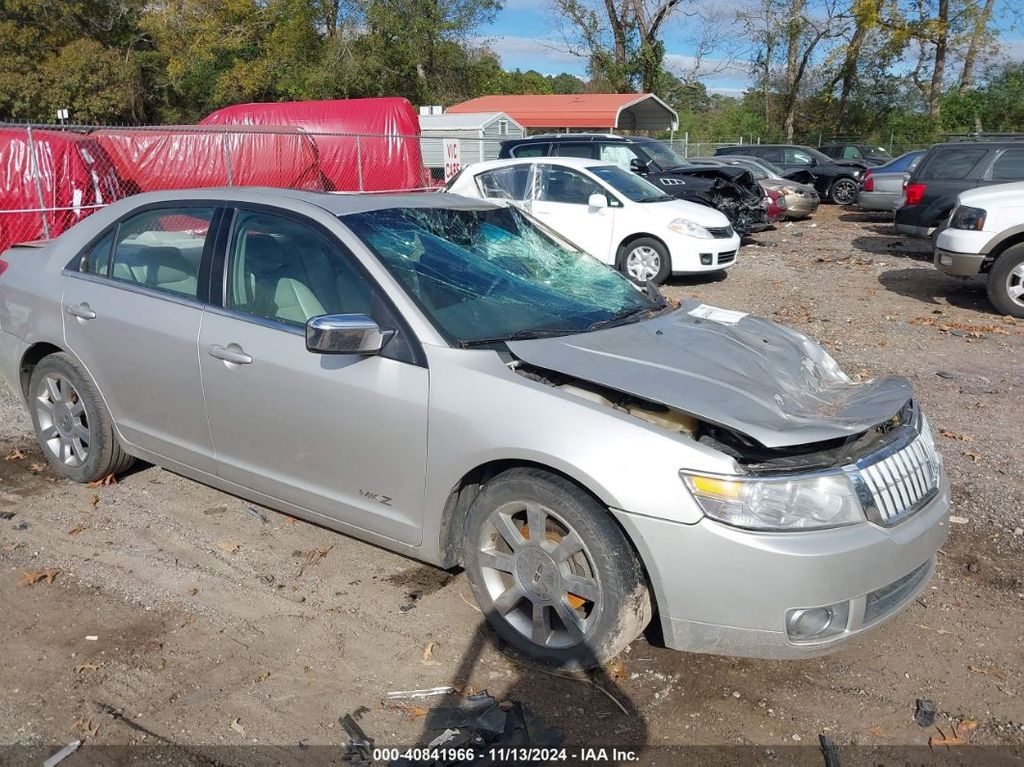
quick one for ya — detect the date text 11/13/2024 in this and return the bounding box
[373,747,639,762]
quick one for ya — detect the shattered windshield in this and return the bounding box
[586,165,671,202]
[341,205,659,347]
[639,141,688,169]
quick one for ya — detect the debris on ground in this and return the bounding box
[384,686,456,701]
[5,448,25,460]
[19,568,59,587]
[914,698,937,727]
[42,740,81,767]
[949,516,969,525]
[819,733,840,767]
[202,505,227,516]
[341,709,374,766]
[73,662,100,674]
[939,430,974,442]
[0,510,16,519]
[246,505,269,524]
[229,717,246,736]
[71,717,99,738]
[929,723,967,747]
[421,641,440,666]
[67,525,87,536]
[216,541,240,555]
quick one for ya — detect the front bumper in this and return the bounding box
[613,472,950,658]
[668,233,741,274]
[934,248,986,277]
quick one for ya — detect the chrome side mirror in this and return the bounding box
[306,314,394,355]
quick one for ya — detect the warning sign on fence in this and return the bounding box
[443,139,461,182]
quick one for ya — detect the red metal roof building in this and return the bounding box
[446,94,678,132]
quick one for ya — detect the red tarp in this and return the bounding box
[91,126,325,194]
[199,98,424,192]
[0,128,122,251]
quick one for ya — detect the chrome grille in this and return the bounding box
[857,430,940,525]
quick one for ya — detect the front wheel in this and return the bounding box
[828,177,858,205]
[28,353,135,483]
[463,468,651,669]
[987,243,1024,318]
[618,237,670,285]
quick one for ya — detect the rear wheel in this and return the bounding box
[28,353,135,483]
[828,177,858,205]
[618,237,670,285]
[463,468,651,669]
[987,244,1024,318]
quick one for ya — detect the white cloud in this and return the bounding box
[473,35,586,73]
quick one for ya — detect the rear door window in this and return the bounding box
[988,148,1024,181]
[554,143,596,159]
[920,147,988,179]
[475,166,533,201]
[510,144,549,158]
[536,165,602,205]
[109,207,215,299]
[785,148,816,166]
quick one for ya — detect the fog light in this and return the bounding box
[785,602,849,641]
[700,253,713,265]
[939,255,953,266]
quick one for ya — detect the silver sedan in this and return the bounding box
[0,188,950,667]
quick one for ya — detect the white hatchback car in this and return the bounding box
[445,157,741,284]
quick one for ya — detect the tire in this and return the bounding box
[827,177,858,205]
[28,353,135,483]
[986,243,1024,319]
[463,468,652,669]
[617,237,671,285]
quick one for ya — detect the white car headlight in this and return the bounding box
[680,471,864,531]
[668,218,713,239]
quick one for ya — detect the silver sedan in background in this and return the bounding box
[857,150,926,211]
[692,156,820,219]
[0,188,949,667]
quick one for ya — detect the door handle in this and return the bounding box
[208,344,253,365]
[66,303,96,320]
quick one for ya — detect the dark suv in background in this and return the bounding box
[895,139,1024,238]
[714,144,867,204]
[498,134,770,236]
[819,143,893,166]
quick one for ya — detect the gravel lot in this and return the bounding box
[1,205,1022,761]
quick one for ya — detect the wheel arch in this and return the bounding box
[984,231,1024,272]
[19,341,66,398]
[615,233,671,274]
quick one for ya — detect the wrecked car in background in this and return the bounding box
[499,134,770,236]
[0,188,949,669]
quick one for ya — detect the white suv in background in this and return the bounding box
[934,181,1024,317]
[444,157,741,284]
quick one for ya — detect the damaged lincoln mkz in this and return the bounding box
[0,188,950,668]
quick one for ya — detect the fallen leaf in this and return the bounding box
[156,658,166,670]
[297,546,332,577]
[255,670,271,683]
[68,525,88,536]
[90,494,100,507]
[911,623,952,636]
[216,541,240,554]
[5,448,25,461]
[74,662,100,674]
[187,587,199,596]
[387,703,428,719]
[867,725,888,738]
[202,505,227,516]
[604,660,627,681]
[72,717,100,738]
[962,451,984,462]
[30,462,47,473]
[284,516,298,525]
[230,718,246,737]
[421,641,440,666]
[86,473,118,488]
[968,665,1007,680]
[959,719,979,731]
[940,430,974,442]
[19,568,59,587]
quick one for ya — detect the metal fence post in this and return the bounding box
[26,124,51,240]
[683,132,689,158]
[356,135,364,191]
[222,132,234,186]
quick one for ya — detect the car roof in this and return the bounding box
[508,133,628,142]
[96,186,497,217]
[461,157,618,172]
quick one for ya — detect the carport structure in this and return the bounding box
[446,94,678,133]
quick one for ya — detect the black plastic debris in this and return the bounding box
[818,733,840,767]
[341,707,374,765]
[914,698,937,727]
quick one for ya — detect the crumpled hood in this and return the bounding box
[509,301,912,449]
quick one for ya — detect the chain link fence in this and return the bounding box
[0,123,516,251]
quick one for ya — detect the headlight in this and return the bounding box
[668,218,713,239]
[680,471,864,531]
[949,205,986,231]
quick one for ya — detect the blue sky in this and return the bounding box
[476,3,1024,97]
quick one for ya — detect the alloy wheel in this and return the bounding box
[478,500,602,649]
[831,179,857,204]
[1005,263,1024,309]
[35,373,90,467]
[625,246,661,282]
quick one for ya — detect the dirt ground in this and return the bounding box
[1,205,1022,763]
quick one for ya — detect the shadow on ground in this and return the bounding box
[878,268,992,312]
